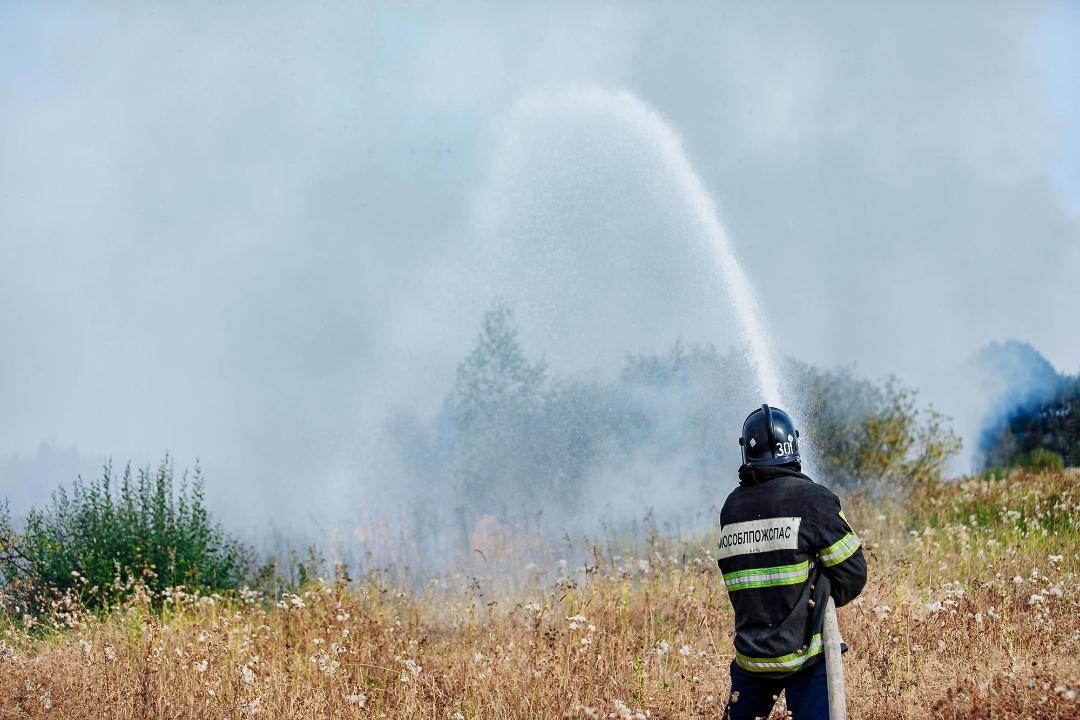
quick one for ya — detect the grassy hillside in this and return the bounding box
[1,471,1077,719]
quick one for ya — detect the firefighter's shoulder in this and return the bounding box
[796,480,845,521]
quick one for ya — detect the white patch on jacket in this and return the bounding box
[717,517,801,558]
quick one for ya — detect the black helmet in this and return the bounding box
[739,404,800,467]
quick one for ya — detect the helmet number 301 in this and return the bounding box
[776,435,794,457]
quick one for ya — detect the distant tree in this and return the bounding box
[450,302,546,431]
[446,303,548,517]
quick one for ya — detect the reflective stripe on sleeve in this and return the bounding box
[819,531,861,567]
[735,633,824,672]
[722,560,810,591]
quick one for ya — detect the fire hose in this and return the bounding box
[822,596,847,720]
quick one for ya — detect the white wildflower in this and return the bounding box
[610,698,648,720]
[400,658,422,683]
[195,659,208,673]
[317,652,340,676]
[679,644,691,657]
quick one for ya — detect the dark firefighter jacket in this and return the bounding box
[717,463,867,678]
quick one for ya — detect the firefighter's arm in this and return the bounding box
[815,496,867,607]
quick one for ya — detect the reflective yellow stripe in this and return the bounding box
[735,633,824,672]
[723,560,810,591]
[819,532,860,567]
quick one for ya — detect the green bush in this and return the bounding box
[1019,448,1065,473]
[0,457,249,614]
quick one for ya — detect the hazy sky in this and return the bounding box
[2,1,1077,518]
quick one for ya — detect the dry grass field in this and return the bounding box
[2,471,1078,719]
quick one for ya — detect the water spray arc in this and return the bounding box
[483,86,785,406]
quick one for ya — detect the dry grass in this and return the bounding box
[2,471,1078,719]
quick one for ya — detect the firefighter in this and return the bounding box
[719,405,867,720]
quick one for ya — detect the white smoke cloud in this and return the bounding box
[1,1,1076,526]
